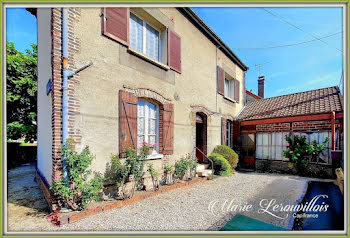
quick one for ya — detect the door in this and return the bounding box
[195,113,207,164]
[196,121,204,163]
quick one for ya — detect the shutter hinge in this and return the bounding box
[100,12,108,20]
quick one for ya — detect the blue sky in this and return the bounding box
[193,7,343,97]
[6,8,37,53]
[6,7,343,98]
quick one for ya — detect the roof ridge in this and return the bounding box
[259,86,339,101]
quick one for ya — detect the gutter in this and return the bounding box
[178,7,249,72]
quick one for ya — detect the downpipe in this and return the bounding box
[62,8,69,182]
[61,8,92,183]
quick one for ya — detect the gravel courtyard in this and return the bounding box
[7,164,311,232]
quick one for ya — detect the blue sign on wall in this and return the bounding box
[46,79,52,95]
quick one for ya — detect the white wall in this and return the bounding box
[37,8,53,185]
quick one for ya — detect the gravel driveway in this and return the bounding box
[7,165,311,232]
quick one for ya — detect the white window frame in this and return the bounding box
[130,12,161,62]
[137,99,160,153]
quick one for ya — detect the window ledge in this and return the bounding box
[223,96,237,103]
[127,48,170,71]
[146,153,164,160]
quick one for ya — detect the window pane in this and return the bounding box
[148,102,156,118]
[130,14,143,52]
[148,135,156,145]
[137,135,144,149]
[247,134,255,146]
[149,118,156,134]
[256,134,262,158]
[146,24,159,61]
[224,79,229,97]
[138,100,145,117]
[138,117,145,134]
[231,80,235,99]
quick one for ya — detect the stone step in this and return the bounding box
[197,169,212,177]
[196,163,209,171]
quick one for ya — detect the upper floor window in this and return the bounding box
[137,99,159,152]
[224,78,235,100]
[130,13,160,61]
[102,8,182,73]
[217,66,240,102]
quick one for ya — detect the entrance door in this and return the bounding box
[196,122,204,163]
[195,113,207,164]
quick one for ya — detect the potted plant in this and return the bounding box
[141,141,157,155]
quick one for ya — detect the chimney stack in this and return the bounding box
[258,76,265,98]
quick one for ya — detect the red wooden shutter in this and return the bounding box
[221,118,227,145]
[168,29,181,73]
[119,90,137,157]
[217,66,224,95]
[162,103,174,154]
[102,8,129,46]
[235,80,240,102]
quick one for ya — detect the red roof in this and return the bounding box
[238,86,343,121]
[246,90,262,100]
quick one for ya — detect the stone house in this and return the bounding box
[35,7,249,200]
[236,86,344,177]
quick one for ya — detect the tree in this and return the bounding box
[6,42,37,143]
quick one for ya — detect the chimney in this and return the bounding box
[258,76,265,98]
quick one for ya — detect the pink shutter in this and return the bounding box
[217,66,224,95]
[102,8,129,46]
[162,104,174,155]
[168,29,181,73]
[119,90,137,157]
[235,80,240,102]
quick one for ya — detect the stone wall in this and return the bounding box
[255,159,334,179]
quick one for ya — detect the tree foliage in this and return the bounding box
[6,42,37,142]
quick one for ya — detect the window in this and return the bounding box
[241,134,255,157]
[224,78,235,100]
[137,99,159,152]
[303,131,332,164]
[226,120,233,147]
[130,13,161,61]
[256,132,289,160]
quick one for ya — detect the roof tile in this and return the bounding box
[238,86,343,121]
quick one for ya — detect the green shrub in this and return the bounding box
[174,157,190,180]
[213,145,239,169]
[208,153,232,176]
[50,139,104,210]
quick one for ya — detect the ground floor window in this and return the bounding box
[137,99,159,152]
[303,131,332,164]
[241,133,255,157]
[256,132,289,160]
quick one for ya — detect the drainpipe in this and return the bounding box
[62,8,69,182]
[61,8,93,182]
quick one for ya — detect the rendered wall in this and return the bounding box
[57,7,247,176]
[37,8,53,185]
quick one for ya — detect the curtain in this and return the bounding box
[130,13,143,52]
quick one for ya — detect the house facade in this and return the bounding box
[237,86,344,177]
[36,7,249,196]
